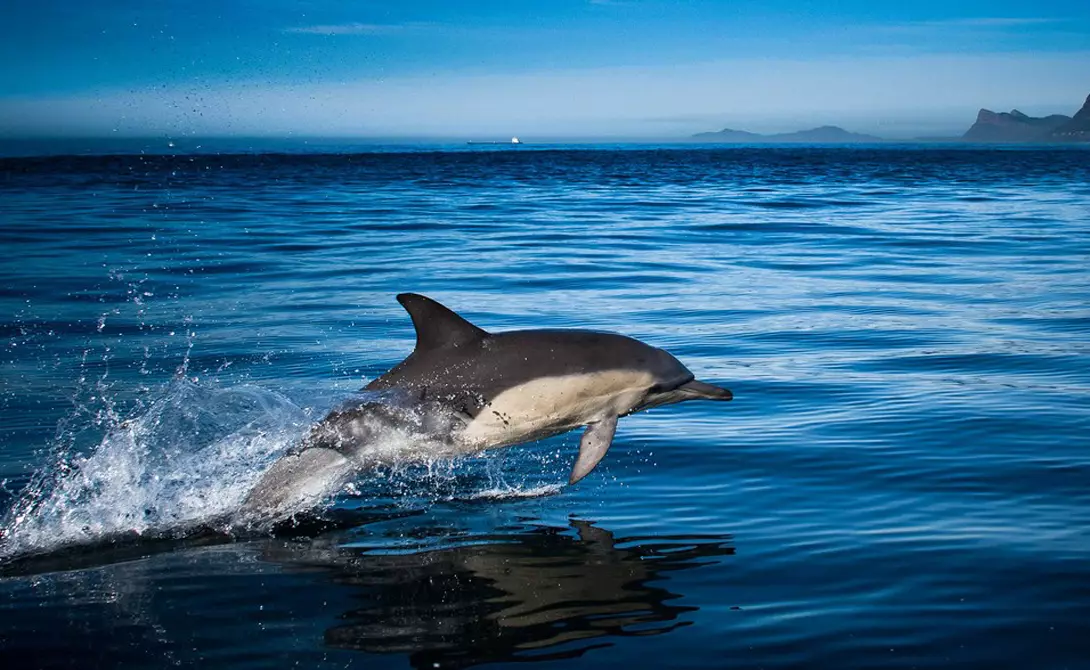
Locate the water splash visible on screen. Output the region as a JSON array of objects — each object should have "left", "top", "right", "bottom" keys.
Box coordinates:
[
  {"left": 468, "top": 484, "right": 563, "bottom": 500},
  {"left": 0, "top": 378, "right": 576, "bottom": 561},
  {"left": 0, "top": 379, "right": 312, "bottom": 559}
]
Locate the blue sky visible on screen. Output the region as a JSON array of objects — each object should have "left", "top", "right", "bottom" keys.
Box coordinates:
[{"left": 1, "top": 0, "right": 1087, "bottom": 138}]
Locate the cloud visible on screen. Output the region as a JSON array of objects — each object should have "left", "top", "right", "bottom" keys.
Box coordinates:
[
  {"left": 284, "top": 22, "right": 411, "bottom": 36},
  {"left": 910, "top": 17, "right": 1060, "bottom": 28}
]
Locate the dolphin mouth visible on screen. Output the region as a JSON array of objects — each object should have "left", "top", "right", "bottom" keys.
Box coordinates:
[
  {"left": 677, "top": 380, "right": 733, "bottom": 401},
  {"left": 634, "top": 379, "right": 732, "bottom": 412}
]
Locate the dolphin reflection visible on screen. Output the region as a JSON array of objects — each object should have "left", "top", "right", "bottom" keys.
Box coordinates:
[{"left": 260, "top": 520, "right": 734, "bottom": 668}]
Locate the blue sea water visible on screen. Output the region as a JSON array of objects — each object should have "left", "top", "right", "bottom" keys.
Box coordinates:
[{"left": 0, "top": 145, "right": 1088, "bottom": 668}]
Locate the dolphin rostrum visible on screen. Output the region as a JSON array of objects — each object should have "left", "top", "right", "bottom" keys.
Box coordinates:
[{"left": 239, "top": 293, "right": 732, "bottom": 520}]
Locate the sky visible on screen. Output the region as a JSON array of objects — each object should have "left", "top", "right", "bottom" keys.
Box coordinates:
[{"left": 0, "top": 0, "right": 1087, "bottom": 140}]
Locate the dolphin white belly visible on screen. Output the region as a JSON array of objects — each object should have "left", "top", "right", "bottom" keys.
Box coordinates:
[{"left": 457, "top": 370, "right": 654, "bottom": 449}]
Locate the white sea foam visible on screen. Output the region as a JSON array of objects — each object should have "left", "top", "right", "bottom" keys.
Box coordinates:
[
  {"left": 468, "top": 484, "right": 563, "bottom": 500},
  {"left": 0, "top": 380, "right": 312, "bottom": 558}
]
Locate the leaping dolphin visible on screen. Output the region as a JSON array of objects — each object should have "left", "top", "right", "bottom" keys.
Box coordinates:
[{"left": 239, "top": 293, "right": 732, "bottom": 521}]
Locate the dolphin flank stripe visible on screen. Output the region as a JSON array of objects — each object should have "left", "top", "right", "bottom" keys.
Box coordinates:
[{"left": 239, "top": 293, "right": 733, "bottom": 522}]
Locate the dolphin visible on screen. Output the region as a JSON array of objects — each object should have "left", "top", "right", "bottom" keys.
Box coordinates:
[{"left": 239, "top": 293, "right": 732, "bottom": 521}]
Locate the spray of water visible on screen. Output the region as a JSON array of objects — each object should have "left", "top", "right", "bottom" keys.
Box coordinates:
[
  {"left": 0, "top": 379, "right": 311, "bottom": 559},
  {"left": 0, "top": 378, "right": 569, "bottom": 561}
]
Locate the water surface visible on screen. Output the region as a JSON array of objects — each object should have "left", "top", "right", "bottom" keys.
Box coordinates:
[{"left": 1, "top": 146, "right": 1088, "bottom": 668}]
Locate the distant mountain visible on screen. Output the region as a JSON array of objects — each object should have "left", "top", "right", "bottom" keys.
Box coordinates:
[
  {"left": 1050, "top": 93, "right": 1090, "bottom": 141},
  {"left": 691, "top": 128, "right": 763, "bottom": 141},
  {"left": 691, "top": 93, "right": 1090, "bottom": 144},
  {"left": 768, "top": 125, "right": 884, "bottom": 143},
  {"left": 692, "top": 125, "right": 884, "bottom": 143},
  {"left": 962, "top": 108, "right": 1070, "bottom": 142}
]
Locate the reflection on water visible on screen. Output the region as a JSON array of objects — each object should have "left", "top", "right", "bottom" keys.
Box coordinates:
[
  {"left": 265, "top": 520, "right": 734, "bottom": 668},
  {"left": 5, "top": 147, "right": 1088, "bottom": 668},
  {"left": 0, "top": 518, "right": 733, "bottom": 669}
]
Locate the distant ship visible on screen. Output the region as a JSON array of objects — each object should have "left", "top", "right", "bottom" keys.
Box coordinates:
[{"left": 467, "top": 137, "right": 523, "bottom": 145}]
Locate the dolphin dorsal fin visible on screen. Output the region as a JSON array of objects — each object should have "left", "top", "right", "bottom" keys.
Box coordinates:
[{"left": 396, "top": 293, "right": 488, "bottom": 352}]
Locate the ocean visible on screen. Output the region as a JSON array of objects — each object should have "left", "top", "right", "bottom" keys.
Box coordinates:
[{"left": 0, "top": 144, "right": 1088, "bottom": 668}]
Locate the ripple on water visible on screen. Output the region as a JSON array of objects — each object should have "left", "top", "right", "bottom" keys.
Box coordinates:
[{"left": 1, "top": 146, "right": 1089, "bottom": 669}]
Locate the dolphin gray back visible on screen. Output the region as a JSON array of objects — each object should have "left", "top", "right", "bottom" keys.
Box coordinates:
[{"left": 366, "top": 294, "right": 695, "bottom": 417}]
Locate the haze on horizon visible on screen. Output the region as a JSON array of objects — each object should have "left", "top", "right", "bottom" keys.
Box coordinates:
[{"left": 1, "top": 0, "right": 1087, "bottom": 141}]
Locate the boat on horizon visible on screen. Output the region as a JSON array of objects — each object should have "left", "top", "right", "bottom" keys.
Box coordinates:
[{"left": 467, "top": 137, "right": 523, "bottom": 145}]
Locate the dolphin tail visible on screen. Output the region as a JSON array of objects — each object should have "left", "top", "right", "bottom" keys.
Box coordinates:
[
  {"left": 236, "top": 447, "right": 354, "bottom": 525},
  {"left": 677, "top": 380, "right": 733, "bottom": 401}
]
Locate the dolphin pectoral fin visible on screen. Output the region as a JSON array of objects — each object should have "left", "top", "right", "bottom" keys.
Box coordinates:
[
  {"left": 679, "top": 380, "right": 733, "bottom": 401},
  {"left": 569, "top": 415, "right": 619, "bottom": 485}
]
